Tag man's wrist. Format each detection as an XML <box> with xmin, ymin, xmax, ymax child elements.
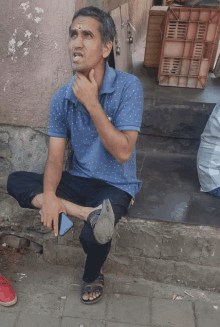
<box><xmin>86</xmin><ymin>99</ymin><xmax>100</xmax><ymax>113</ymax></box>
<box><xmin>43</xmin><ymin>190</ymin><xmax>57</xmax><ymax>198</ymax></box>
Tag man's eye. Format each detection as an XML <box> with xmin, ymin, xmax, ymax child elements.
<box><xmin>70</xmin><ymin>31</ymin><xmax>77</xmax><ymax>38</ymax></box>
<box><xmin>84</xmin><ymin>32</ymin><xmax>92</xmax><ymax>38</ymax></box>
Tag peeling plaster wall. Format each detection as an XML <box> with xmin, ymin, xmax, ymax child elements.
<box><xmin>1</xmin><ymin>0</ymin><xmax>76</xmax><ymax>127</ymax></box>
<box><xmin>1</xmin><ymin>0</ymin><xmax>152</xmax><ymax>128</ymax></box>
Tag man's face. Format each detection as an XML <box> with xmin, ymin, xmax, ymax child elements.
<box><xmin>69</xmin><ymin>16</ymin><xmax>106</xmax><ymax>74</ymax></box>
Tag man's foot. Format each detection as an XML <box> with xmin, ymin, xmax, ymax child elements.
<box><xmin>87</xmin><ymin>199</ymin><xmax>115</xmax><ymax>244</ymax></box>
<box><xmin>0</xmin><ymin>274</ymin><xmax>17</xmax><ymax>306</ymax></box>
<box><xmin>81</xmin><ymin>273</ymin><xmax>104</xmax><ymax>305</ymax></box>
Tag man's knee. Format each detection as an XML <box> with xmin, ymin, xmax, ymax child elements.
<box><xmin>7</xmin><ymin>171</ymin><xmax>23</xmax><ymax>195</ymax></box>
<box><xmin>6</xmin><ymin>171</ymin><xmax>43</xmax><ymax>208</ymax></box>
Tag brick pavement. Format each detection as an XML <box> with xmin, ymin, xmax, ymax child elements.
<box><xmin>1</xmin><ymin>253</ymin><xmax>220</xmax><ymax>327</ymax></box>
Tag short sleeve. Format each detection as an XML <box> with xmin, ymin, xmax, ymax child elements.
<box><xmin>114</xmin><ymin>77</ymin><xmax>143</xmax><ymax>132</ymax></box>
<box><xmin>48</xmin><ymin>89</ymin><xmax>68</xmax><ymax>138</ymax></box>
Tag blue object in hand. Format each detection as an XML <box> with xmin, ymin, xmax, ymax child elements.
<box><xmin>39</xmin><ymin>210</ymin><xmax>74</xmax><ymax>236</ymax></box>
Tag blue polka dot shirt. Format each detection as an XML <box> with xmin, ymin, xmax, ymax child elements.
<box><xmin>48</xmin><ymin>63</ymin><xmax>143</xmax><ymax>198</ymax></box>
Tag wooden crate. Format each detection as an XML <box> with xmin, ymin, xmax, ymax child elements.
<box><xmin>210</xmin><ymin>22</ymin><xmax>220</xmax><ymax>69</ymax></box>
<box><xmin>144</xmin><ymin>6</ymin><xmax>169</xmax><ymax>67</ymax></box>
<box><xmin>158</xmin><ymin>7</ymin><xmax>220</xmax><ymax>88</ymax></box>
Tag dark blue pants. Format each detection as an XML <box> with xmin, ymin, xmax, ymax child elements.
<box><xmin>209</xmin><ymin>187</ymin><xmax>220</xmax><ymax>198</ymax></box>
<box><xmin>7</xmin><ymin>171</ymin><xmax>131</xmax><ymax>283</ymax></box>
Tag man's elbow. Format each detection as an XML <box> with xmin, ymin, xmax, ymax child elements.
<box><xmin>116</xmin><ymin>152</ymin><xmax>132</xmax><ymax>164</ymax></box>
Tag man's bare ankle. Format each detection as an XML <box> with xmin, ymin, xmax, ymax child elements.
<box><xmin>81</xmin><ymin>207</ymin><xmax>93</xmax><ymax>221</ymax></box>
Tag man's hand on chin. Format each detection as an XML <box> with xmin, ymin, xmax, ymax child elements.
<box><xmin>72</xmin><ymin>69</ymin><xmax>99</xmax><ymax>111</ymax></box>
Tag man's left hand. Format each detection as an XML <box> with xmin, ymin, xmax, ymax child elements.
<box><xmin>72</xmin><ymin>69</ymin><xmax>99</xmax><ymax>110</ymax></box>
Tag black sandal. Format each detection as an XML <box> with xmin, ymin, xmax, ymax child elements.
<box><xmin>87</xmin><ymin>199</ymin><xmax>115</xmax><ymax>245</ymax></box>
<box><xmin>80</xmin><ymin>273</ymin><xmax>104</xmax><ymax>305</ymax></box>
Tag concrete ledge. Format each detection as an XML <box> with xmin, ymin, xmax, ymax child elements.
<box><xmin>1</xmin><ymin>193</ymin><xmax>220</xmax><ymax>292</ymax></box>
<box><xmin>141</xmin><ymin>98</ymin><xmax>215</xmax><ymax>139</ymax></box>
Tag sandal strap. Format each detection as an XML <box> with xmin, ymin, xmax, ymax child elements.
<box><xmin>81</xmin><ymin>273</ymin><xmax>104</xmax><ymax>295</ymax></box>
<box><xmin>95</xmin><ymin>273</ymin><xmax>104</xmax><ymax>285</ymax></box>
<box><xmin>83</xmin><ymin>285</ymin><xmax>103</xmax><ymax>294</ymax></box>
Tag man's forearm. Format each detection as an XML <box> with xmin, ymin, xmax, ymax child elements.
<box><xmin>43</xmin><ymin>160</ymin><xmax>63</xmax><ymax>195</ymax></box>
<box><xmin>88</xmin><ymin>101</ymin><xmax>131</xmax><ymax>163</ymax></box>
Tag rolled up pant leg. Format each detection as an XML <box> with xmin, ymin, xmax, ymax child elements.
<box><xmin>7</xmin><ymin>171</ymin><xmax>86</xmax><ymax>208</ymax></box>
<box><xmin>7</xmin><ymin>171</ymin><xmax>44</xmax><ymax>208</ymax></box>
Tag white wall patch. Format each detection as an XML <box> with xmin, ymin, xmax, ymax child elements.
<box><xmin>17</xmin><ymin>41</ymin><xmax>25</xmax><ymax>47</ymax></box>
<box><xmin>23</xmin><ymin>48</ymin><xmax>30</xmax><ymax>56</ymax></box>
<box><xmin>8</xmin><ymin>29</ymin><xmax>17</xmax><ymax>55</ymax></box>
<box><xmin>27</xmin><ymin>13</ymin><xmax>33</xmax><ymax>20</ymax></box>
<box><xmin>34</xmin><ymin>17</ymin><xmax>42</xmax><ymax>23</ymax></box>
<box><xmin>35</xmin><ymin>7</ymin><xmax>44</xmax><ymax>14</ymax></box>
<box><xmin>20</xmin><ymin>1</ymin><xmax>30</xmax><ymax>12</ymax></box>
<box><xmin>8</xmin><ymin>38</ymin><xmax>16</xmax><ymax>54</ymax></box>
<box><xmin>24</xmin><ymin>30</ymin><xmax>32</xmax><ymax>38</ymax></box>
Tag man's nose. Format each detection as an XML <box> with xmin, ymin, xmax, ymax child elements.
<box><xmin>72</xmin><ymin>35</ymin><xmax>83</xmax><ymax>48</ymax></box>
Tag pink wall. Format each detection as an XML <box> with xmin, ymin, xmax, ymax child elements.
<box><xmin>1</xmin><ymin>0</ymin><xmax>75</xmax><ymax>127</ymax></box>
<box><xmin>1</xmin><ymin>0</ymin><xmax>152</xmax><ymax>128</ymax></box>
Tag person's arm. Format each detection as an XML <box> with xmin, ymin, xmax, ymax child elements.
<box><xmin>41</xmin><ymin>137</ymin><xmax>67</xmax><ymax>235</ymax></box>
<box><xmin>73</xmin><ymin>70</ymin><xmax>138</xmax><ymax>163</ymax></box>
<box><xmin>89</xmin><ymin>103</ymin><xmax>138</xmax><ymax>163</ymax></box>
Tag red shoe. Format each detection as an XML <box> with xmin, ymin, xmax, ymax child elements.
<box><xmin>0</xmin><ymin>274</ymin><xmax>17</xmax><ymax>306</ymax></box>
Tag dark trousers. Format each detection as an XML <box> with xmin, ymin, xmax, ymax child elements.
<box><xmin>209</xmin><ymin>187</ymin><xmax>220</xmax><ymax>198</ymax></box>
<box><xmin>7</xmin><ymin>171</ymin><xmax>131</xmax><ymax>283</ymax></box>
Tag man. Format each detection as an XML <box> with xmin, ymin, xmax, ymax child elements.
<box><xmin>7</xmin><ymin>6</ymin><xmax>143</xmax><ymax>304</ymax></box>
<box><xmin>197</xmin><ymin>99</ymin><xmax>220</xmax><ymax>198</ymax></box>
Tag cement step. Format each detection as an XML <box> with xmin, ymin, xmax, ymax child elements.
<box><xmin>137</xmin><ymin>88</ymin><xmax>215</xmax><ymax>156</ymax></box>
<box><xmin>133</xmin><ymin>151</ymin><xmax>220</xmax><ymax>228</ymax></box>
<box><xmin>1</xmin><ymin>151</ymin><xmax>220</xmax><ymax>293</ymax></box>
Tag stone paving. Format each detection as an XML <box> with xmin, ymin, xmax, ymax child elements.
<box><xmin>1</xmin><ymin>251</ymin><xmax>220</xmax><ymax>327</ymax></box>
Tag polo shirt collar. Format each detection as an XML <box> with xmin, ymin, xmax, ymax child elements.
<box><xmin>65</xmin><ymin>75</ymin><xmax>77</xmax><ymax>104</ymax></box>
<box><xmin>99</xmin><ymin>63</ymin><xmax>116</xmax><ymax>95</ymax></box>
<box><xmin>65</xmin><ymin>63</ymin><xmax>116</xmax><ymax>104</ymax></box>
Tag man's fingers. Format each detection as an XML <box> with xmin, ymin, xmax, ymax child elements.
<box><xmin>77</xmin><ymin>72</ymin><xmax>87</xmax><ymax>80</ymax></box>
<box><xmin>73</xmin><ymin>79</ymin><xmax>79</xmax><ymax>88</ymax></box>
<box><xmin>74</xmin><ymin>75</ymin><xmax>80</xmax><ymax>84</ymax></box>
<box><xmin>75</xmin><ymin>73</ymin><xmax>85</xmax><ymax>84</ymax></box>
<box><xmin>89</xmin><ymin>69</ymin><xmax>96</xmax><ymax>84</ymax></box>
<box><xmin>41</xmin><ymin>212</ymin><xmax>53</xmax><ymax>231</ymax></box>
<box><xmin>46</xmin><ymin>220</ymin><xmax>53</xmax><ymax>230</ymax></box>
<box><xmin>72</xmin><ymin>83</ymin><xmax>78</xmax><ymax>94</ymax></box>
<box><xmin>73</xmin><ymin>78</ymin><xmax>80</xmax><ymax>90</ymax></box>
<box><xmin>76</xmin><ymin>72</ymin><xmax>83</xmax><ymax>80</ymax></box>
<box><xmin>53</xmin><ymin>217</ymin><xmax>59</xmax><ymax>236</ymax></box>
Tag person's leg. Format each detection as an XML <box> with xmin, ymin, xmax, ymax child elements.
<box><xmin>79</xmin><ymin>179</ymin><xmax>132</xmax><ymax>302</ymax></box>
<box><xmin>7</xmin><ymin>171</ymin><xmax>100</xmax><ymax>219</ymax></box>
<box><xmin>209</xmin><ymin>187</ymin><xmax>220</xmax><ymax>198</ymax></box>
<box><xmin>7</xmin><ymin>171</ymin><xmax>45</xmax><ymax>208</ymax></box>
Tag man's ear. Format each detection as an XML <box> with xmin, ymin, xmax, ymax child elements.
<box><xmin>102</xmin><ymin>41</ymin><xmax>113</xmax><ymax>59</ymax></box>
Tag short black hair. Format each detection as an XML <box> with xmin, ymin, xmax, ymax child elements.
<box><xmin>71</xmin><ymin>6</ymin><xmax>116</xmax><ymax>46</ymax></box>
